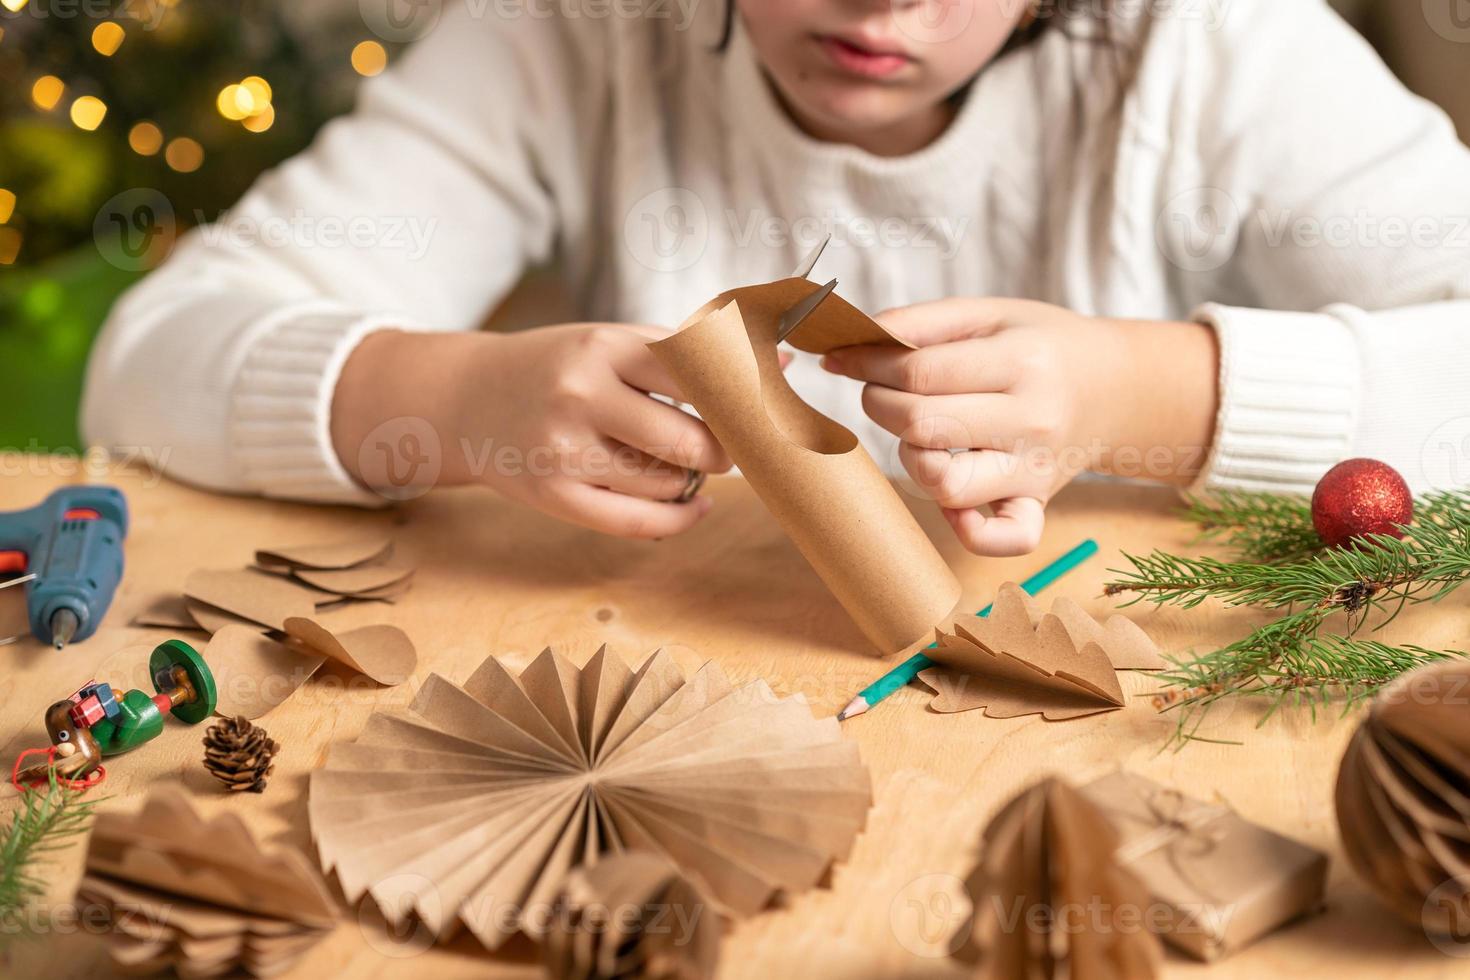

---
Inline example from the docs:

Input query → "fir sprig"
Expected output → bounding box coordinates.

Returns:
[0,770,101,947]
[1105,488,1470,747]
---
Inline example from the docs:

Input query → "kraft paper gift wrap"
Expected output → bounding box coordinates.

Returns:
[649,276,962,654]
[1082,771,1329,961]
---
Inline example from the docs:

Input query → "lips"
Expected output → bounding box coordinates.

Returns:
[816,34,914,79]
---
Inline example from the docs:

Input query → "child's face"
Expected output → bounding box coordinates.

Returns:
[738,0,1028,149]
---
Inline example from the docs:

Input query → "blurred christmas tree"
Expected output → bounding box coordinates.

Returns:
[0,0,396,449]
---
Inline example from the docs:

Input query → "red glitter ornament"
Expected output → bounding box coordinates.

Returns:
[1311,458,1414,549]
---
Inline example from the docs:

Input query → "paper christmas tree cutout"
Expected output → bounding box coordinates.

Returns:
[958,778,1162,979]
[76,789,337,978]
[309,646,871,950]
[542,851,722,980]
[919,583,1165,720]
[1336,659,1470,935]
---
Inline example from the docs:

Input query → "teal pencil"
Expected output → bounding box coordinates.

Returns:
[837,539,1100,721]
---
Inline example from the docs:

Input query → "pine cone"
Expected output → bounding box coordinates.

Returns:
[202,716,279,793]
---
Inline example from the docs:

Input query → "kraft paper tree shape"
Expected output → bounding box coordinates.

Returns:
[649,275,961,654]
[308,646,872,949]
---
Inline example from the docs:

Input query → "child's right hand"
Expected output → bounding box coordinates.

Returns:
[332,324,732,537]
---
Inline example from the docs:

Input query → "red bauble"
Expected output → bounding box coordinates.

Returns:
[1311,458,1414,548]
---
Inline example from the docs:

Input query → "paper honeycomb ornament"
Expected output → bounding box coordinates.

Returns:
[309,646,871,949]
[75,789,337,978]
[1335,659,1470,935]
[542,851,722,980]
[957,777,1162,980]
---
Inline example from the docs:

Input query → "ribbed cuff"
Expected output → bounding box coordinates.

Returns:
[231,310,410,506]
[1189,303,1360,494]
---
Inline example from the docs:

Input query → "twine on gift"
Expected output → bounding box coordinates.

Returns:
[1115,785,1228,905]
[10,746,106,793]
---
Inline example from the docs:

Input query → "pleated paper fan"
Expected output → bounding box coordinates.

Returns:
[308,646,872,949]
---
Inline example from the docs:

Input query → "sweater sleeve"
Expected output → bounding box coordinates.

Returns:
[80,2,602,504]
[1173,0,1470,495]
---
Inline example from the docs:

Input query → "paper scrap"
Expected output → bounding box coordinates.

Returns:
[283,618,416,686]
[184,569,317,632]
[256,538,392,571]
[207,626,326,721]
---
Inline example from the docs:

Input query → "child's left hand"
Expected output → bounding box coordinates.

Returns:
[820,298,1216,556]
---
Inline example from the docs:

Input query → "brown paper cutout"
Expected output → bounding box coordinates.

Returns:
[1336,659,1470,935]
[309,646,870,950]
[184,569,317,632]
[283,618,417,686]
[957,777,1162,979]
[649,277,960,654]
[541,851,722,980]
[293,564,414,597]
[917,583,1163,720]
[77,789,337,978]
[133,593,204,631]
[255,538,392,570]
[208,626,327,721]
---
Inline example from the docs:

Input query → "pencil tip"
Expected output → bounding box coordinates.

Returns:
[837,697,868,721]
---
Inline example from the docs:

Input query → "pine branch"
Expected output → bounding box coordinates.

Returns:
[0,771,101,948]
[1179,490,1320,563]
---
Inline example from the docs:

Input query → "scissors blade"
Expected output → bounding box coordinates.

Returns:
[789,233,832,280]
[0,573,36,592]
[777,278,837,343]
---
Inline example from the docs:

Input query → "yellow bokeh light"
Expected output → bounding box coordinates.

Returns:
[128,121,164,156]
[351,41,387,77]
[31,75,65,111]
[70,95,108,131]
[216,84,258,121]
[165,137,204,173]
[0,228,21,266]
[0,189,14,225]
[241,76,272,107]
[1,0,30,13]
[242,104,275,134]
[92,22,125,56]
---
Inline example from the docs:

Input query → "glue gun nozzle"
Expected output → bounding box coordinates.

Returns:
[50,608,79,651]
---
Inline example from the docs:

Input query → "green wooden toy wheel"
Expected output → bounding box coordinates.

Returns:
[149,639,218,724]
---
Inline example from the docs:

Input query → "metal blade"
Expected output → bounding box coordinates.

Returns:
[777,278,838,343]
[789,233,832,279]
[0,573,36,591]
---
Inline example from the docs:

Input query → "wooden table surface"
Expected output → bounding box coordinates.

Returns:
[2,455,1467,979]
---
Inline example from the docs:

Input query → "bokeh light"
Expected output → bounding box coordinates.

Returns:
[69,96,108,131]
[242,105,276,133]
[0,189,14,225]
[128,121,164,156]
[30,75,65,111]
[92,22,125,56]
[351,41,387,77]
[165,137,205,173]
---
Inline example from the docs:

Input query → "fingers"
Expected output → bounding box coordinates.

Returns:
[898,443,1051,509]
[586,439,697,501]
[541,480,714,539]
[595,388,733,473]
[943,497,1045,556]
[861,387,1032,451]
[609,329,688,401]
[820,337,1018,394]
[872,297,1043,347]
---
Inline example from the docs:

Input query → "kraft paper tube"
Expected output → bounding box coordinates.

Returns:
[649,277,962,653]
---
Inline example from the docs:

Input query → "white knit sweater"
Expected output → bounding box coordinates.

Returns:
[81,0,1470,505]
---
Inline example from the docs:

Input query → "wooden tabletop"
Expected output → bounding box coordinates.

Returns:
[2,455,1466,979]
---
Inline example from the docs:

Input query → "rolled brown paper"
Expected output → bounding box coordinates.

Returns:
[649,276,962,653]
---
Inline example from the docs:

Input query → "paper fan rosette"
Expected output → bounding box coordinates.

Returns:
[308,646,871,948]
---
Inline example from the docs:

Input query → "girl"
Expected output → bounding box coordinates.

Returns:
[82,0,1470,556]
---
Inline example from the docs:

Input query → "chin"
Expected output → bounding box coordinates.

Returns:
[786,78,930,140]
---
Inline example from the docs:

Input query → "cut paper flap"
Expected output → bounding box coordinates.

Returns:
[208,626,326,721]
[649,277,960,654]
[255,538,392,571]
[184,569,317,632]
[283,618,417,686]
[78,790,336,979]
[542,851,722,980]
[959,777,1162,980]
[133,593,204,631]
[918,583,1163,720]
[1335,659,1470,936]
[309,646,871,950]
